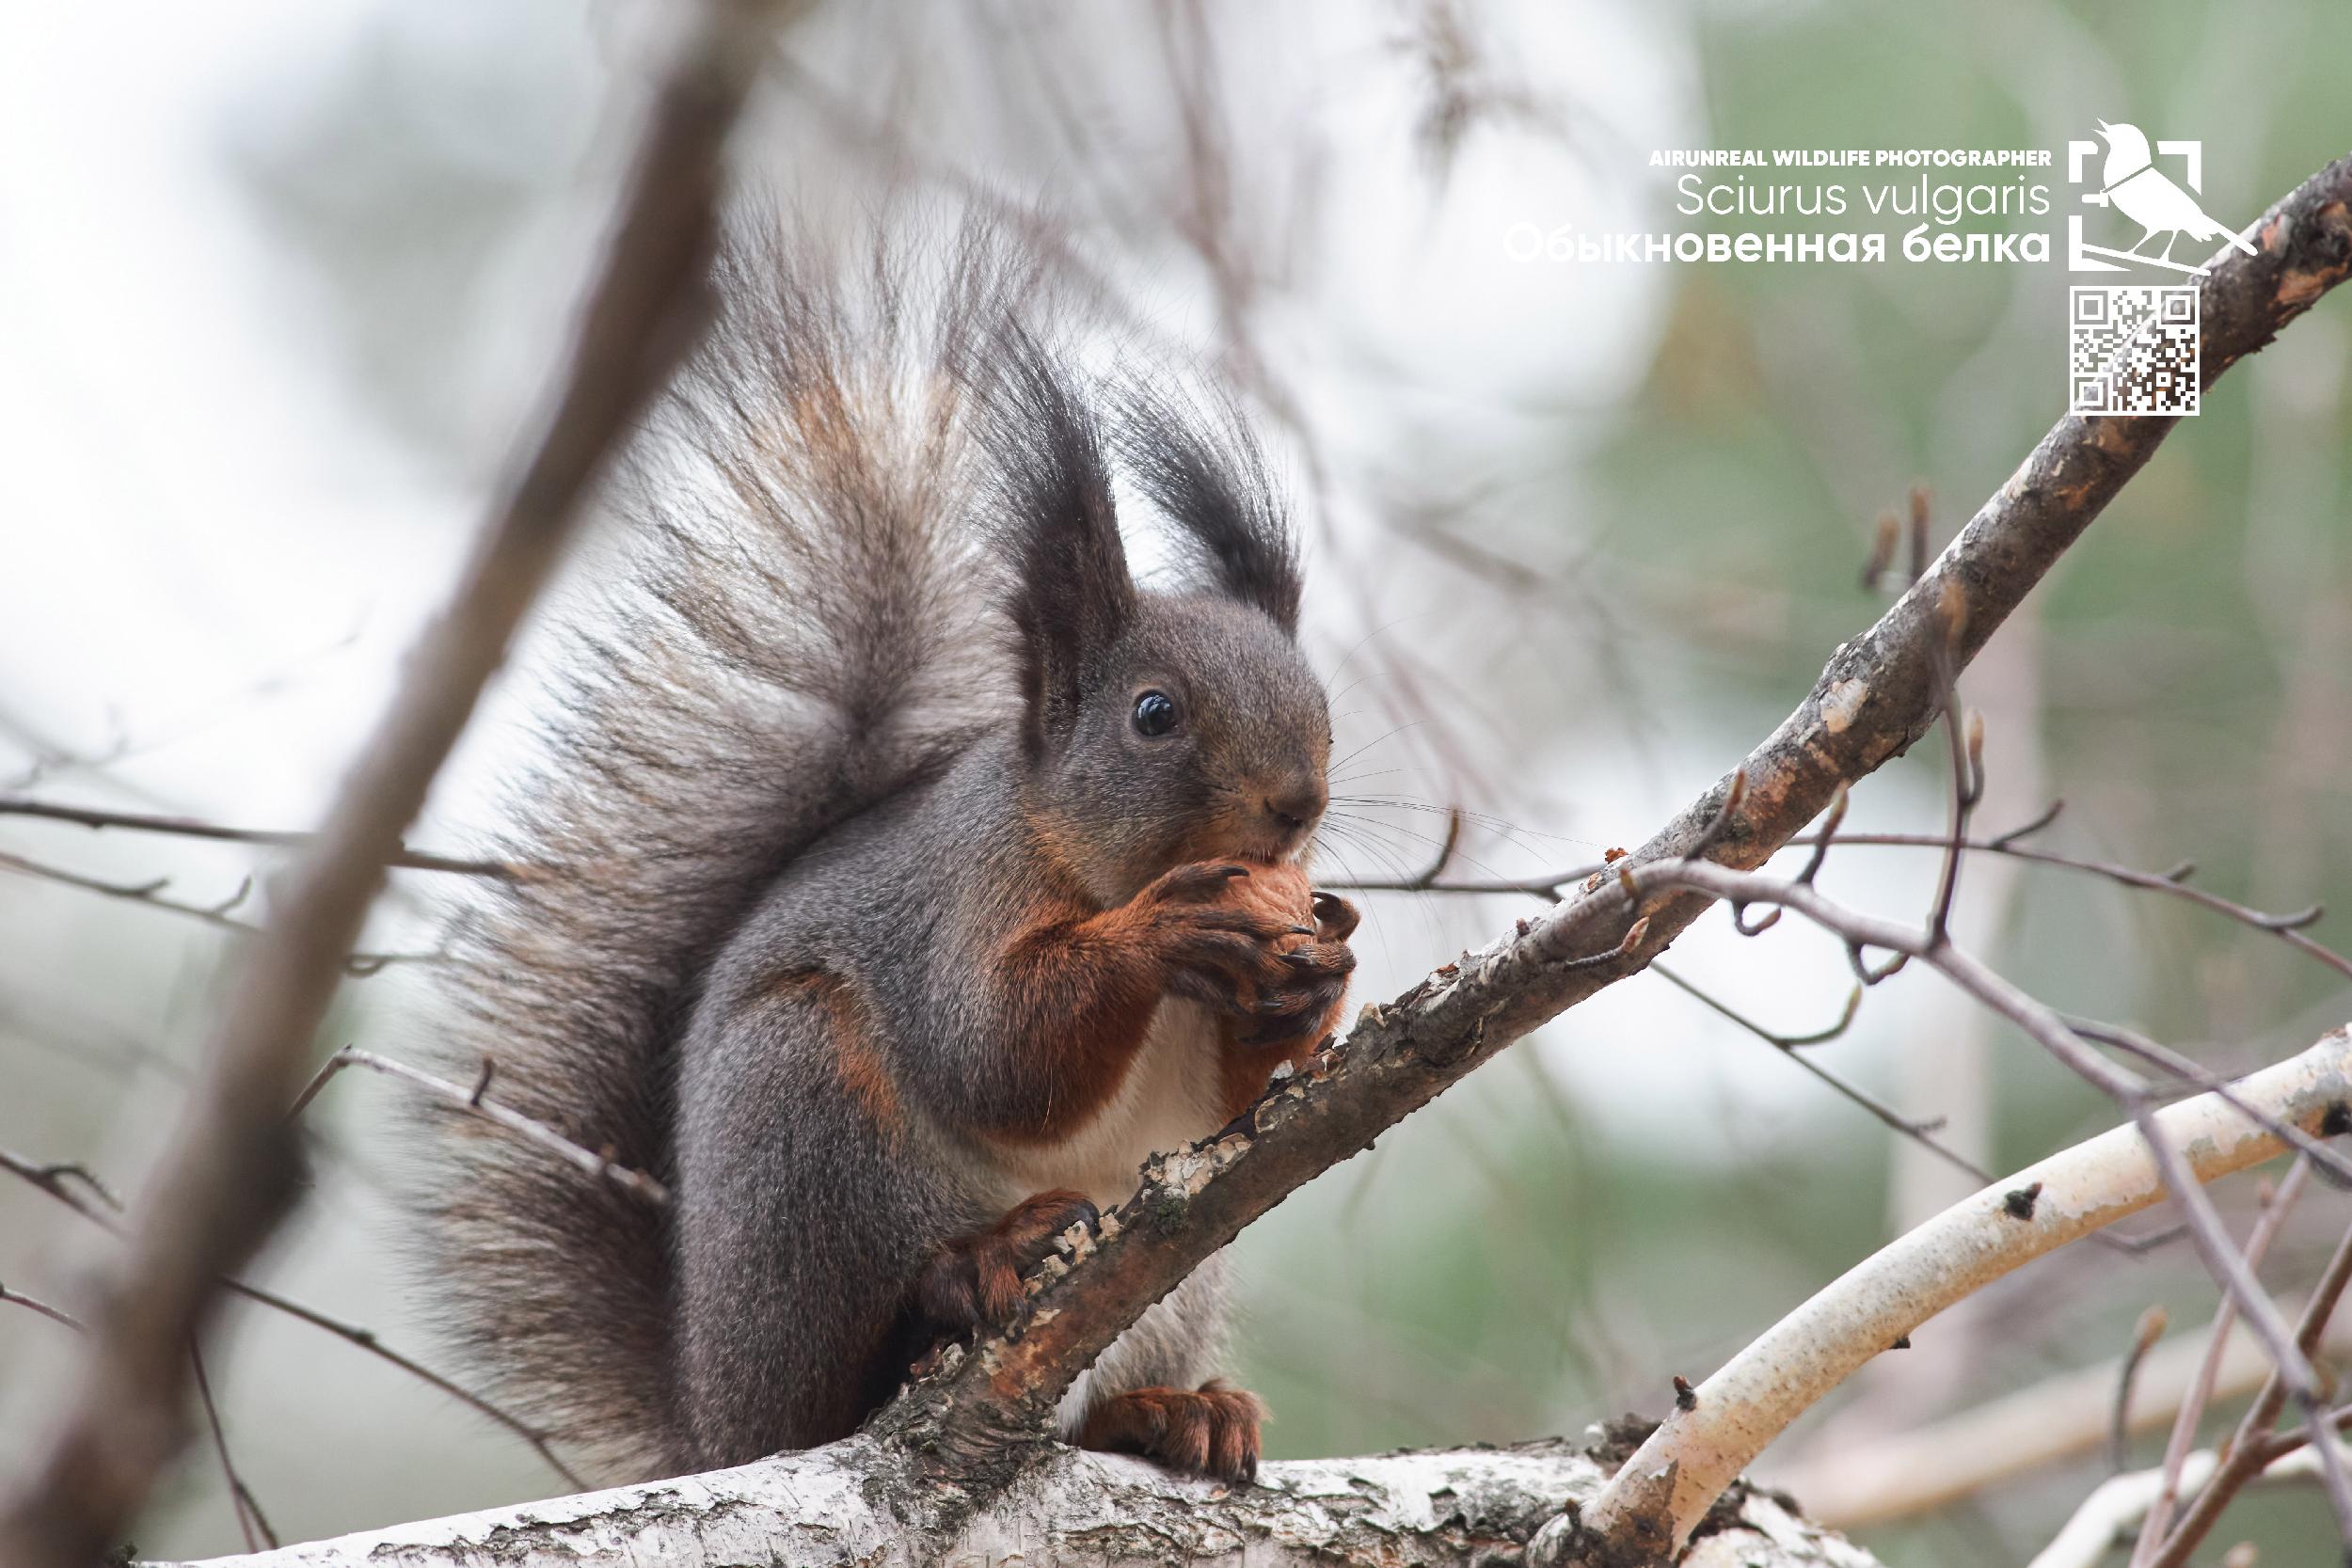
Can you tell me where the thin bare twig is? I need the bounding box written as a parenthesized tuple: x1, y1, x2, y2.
(1859, 508, 1900, 591)
(0, 1143, 586, 1490)
(1408, 807, 1465, 888)
(1653, 963, 1944, 1136)
(1793, 814, 2352, 984)
(1629, 858, 2322, 1399)
(2146, 1216, 2352, 1568)
(2113, 1305, 2172, 1474)
(1750, 629, 2327, 1292)
(218, 1280, 583, 1488)
(1, 1284, 82, 1331)
(2033, 1443, 2342, 1568)
(1861, 484, 1937, 594)
(189, 1344, 276, 1553)
(2130, 1159, 2308, 1564)
(1658, 949, 2181, 1260)
(0, 1150, 119, 1212)
(1652, 965, 1864, 1052)
(0, 796, 507, 876)
(0, 849, 432, 974)
(0, 1269, 275, 1549)
(2064, 1017, 2352, 1188)
(2252, 1404, 2352, 1467)
(1330, 809, 2352, 989)
(1683, 769, 1750, 863)
(0, 708, 132, 793)
(293, 1047, 670, 1206)
(1906, 485, 1932, 583)
(1793, 784, 1849, 889)
(1923, 578, 1980, 950)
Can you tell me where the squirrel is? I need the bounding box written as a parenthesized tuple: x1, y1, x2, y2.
(413, 218, 1359, 1489)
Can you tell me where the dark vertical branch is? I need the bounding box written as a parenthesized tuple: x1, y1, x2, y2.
(0, 5, 796, 1562)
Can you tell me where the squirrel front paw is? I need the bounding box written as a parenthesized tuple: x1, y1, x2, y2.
(1078, 1379, 1266, 1484)
(1236, 886, 1359, 1049)
(914, 1189, 1099, 1341)
(1143, 862, 1357, 1050)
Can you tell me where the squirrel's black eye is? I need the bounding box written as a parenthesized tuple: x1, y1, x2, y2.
(1132, 690, 1179, 737)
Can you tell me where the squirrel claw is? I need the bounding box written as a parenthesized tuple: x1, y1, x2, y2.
(1309, 890, 1361, 942)
(913, 1189, 1098, 1340)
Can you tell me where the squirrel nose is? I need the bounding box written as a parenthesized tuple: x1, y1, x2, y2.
(1263, 779, 1327, 835)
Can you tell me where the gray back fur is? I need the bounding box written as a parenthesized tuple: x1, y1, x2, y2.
(413, 215, 1034, 1477)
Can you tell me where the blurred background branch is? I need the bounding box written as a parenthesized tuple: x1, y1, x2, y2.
(0, 2, 794, 1560)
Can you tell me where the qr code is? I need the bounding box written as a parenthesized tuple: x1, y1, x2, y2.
(2069, 286, 2199, 416)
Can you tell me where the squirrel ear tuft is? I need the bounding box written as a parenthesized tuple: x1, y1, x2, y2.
(1115, 381, 1301, 635)
(972, 324, 1135, 746)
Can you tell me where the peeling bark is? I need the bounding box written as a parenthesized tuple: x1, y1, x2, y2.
(164, 1440, 1880, 1568)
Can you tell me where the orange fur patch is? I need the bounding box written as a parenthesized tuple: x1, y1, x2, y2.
(771, 971, 904, 1140)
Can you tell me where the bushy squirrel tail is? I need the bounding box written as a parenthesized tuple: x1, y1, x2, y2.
(414, 215, 1033, 1479)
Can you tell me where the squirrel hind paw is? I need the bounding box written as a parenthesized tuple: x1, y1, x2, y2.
(1078, 1381, 1265, 1485)
(914, 1189, 1099, 1338)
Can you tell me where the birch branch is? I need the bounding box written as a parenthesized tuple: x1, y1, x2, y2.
(1564, 1024, 2352, 1563)
(1771, 1307, 2352, 1528)
(2031, 1445, 2342, 1568)
(151, 1440, 1877, 1568)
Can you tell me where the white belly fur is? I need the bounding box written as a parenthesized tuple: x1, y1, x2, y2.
(981, 995, 1231, 1213)
(978, 997, 1238, 1436)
